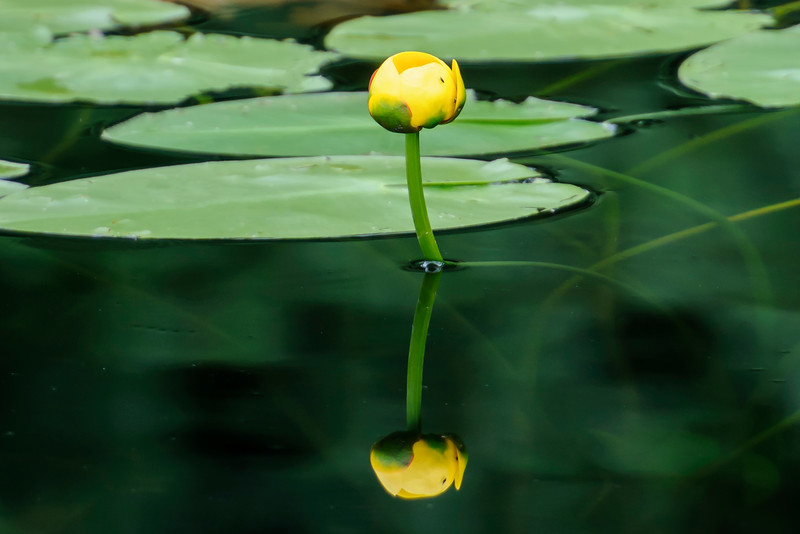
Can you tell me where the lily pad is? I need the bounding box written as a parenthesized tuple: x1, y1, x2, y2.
(325, 6, 771, 62)
(0, 31, 337, 104)
(0, 157, 591, 239)
(0, 157, 28, 195)
(441, 0, 732, 9)
(0, 158, 29, 179)
(0, 0, 190, 34)
(101, 91, 614, 157)
(0, 180, 28, 196)
(678, 25, 800, 108)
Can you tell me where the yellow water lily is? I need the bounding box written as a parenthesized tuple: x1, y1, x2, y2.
(369, 431, 468, 499)
(368, 51, 466, 133)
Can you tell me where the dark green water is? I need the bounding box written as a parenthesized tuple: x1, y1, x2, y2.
(2, 3, 800, 534)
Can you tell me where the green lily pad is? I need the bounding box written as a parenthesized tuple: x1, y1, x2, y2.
(678, 25, 800, 108)
(0, 0, 190, 34)
(0, 26, 52, 51)
(0, 158, 29, 179)
(442, 0, 732, 9)
(0, 31, 338, 104)
(0, 157, 590, 239)
(0, 180, 28, 196)
(325, 6, 771, 62)
(0, 157, 29, 196)
(101, 91, 614, 157)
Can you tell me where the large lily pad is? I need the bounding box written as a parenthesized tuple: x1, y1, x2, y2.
(678, 25, 800, 108)
(442, 0, 732, 9)
(0, 0, 190, 34)
(0, 180, 27, 196)
(101, 91, 614, 157)
(0, 158, 29, 196)
(0, 158, 29, 179)
(325, 6, 771, 62)
(0, 157, 590, 239)
(0, 31, 337, 104)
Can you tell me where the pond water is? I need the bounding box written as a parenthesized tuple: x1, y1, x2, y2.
(1, 2, 800, 533)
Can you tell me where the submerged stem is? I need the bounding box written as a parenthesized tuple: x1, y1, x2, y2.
(405, 132, 443, 262)
(406, 271, 442, 433)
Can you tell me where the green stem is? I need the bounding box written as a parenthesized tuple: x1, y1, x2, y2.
(406, 271, 442, 433)
(405, 131, 443, 262)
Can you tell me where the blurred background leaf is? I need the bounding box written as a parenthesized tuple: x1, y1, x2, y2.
(0, 0, 190, 34)
(325, 4, 772, 61)
(679, 25, 800, 108)
(0, 31, 337, 104)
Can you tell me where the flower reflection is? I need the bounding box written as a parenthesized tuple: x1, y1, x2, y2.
(370, 431, 467, 499)
(369, 271, 468, 499)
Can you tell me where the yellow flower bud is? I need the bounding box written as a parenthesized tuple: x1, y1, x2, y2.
(369, 431, 468, 499)
(368, 51, 466, 133)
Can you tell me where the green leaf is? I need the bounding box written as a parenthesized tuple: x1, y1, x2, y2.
(0, 157, 29, 197)
(0, 158, 29, 179)
(101, 92, 615, 157)
(0, 0, 190, 34)
(441, 0, 732, 9)
(325, 6, 771, 62)
(0, 31, 338, 104)
(0, 180, 27, 196)
(0, 26, 53, 51)
(678, 25, 800, 108)
(0, 157, 590, 240)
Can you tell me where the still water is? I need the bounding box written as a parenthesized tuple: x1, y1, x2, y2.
(1, 2, 800, 533)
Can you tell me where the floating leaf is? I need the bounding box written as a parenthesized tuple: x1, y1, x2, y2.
(0, 0, 190, 34)
(606, 104, 750, 124)
(0, 158, 29, 179)
(325, 6, 771, 62)
(0, 157, 590, 240)
(0, 26, 52, 51)
(0, 180, 27, 196)
(0, 31, 338, 104)
(678, 25, 800, 108)
(0, 157, 28, 194)
(102, 91, 614, 157)
(441, 0, 732, 9)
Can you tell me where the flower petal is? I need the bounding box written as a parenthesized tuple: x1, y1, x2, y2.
(399, 62, 456, 129)
(391, 51, 448, 74)
(442, 59, 466, 124)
